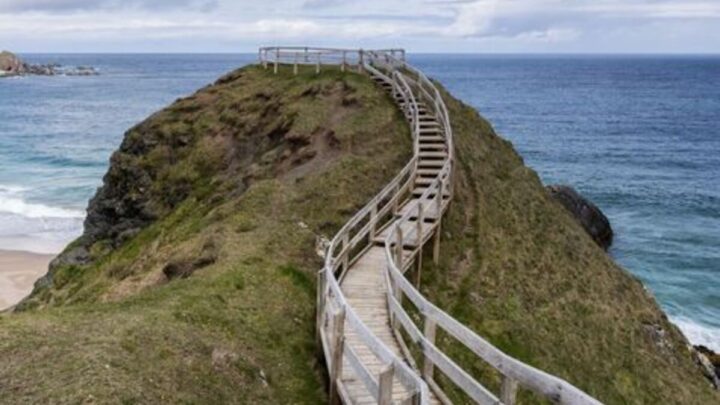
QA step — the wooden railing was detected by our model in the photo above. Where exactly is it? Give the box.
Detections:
[258,47,405,74]
[260,47,601,405]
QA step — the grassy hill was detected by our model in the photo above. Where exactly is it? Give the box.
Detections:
[1,64,716,404]
[1,65,411,404]
[414,85,719,404]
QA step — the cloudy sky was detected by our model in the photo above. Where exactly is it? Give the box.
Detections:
[1,0,719,53]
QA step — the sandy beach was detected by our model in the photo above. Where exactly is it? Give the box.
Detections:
[0,250,53,310]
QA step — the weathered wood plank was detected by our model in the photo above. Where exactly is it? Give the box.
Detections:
[423,342,500,404]
[344,343,380,399]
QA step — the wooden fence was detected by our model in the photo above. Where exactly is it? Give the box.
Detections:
[261,46,601,405]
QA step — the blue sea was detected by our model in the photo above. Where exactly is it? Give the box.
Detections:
[0,54,717,350]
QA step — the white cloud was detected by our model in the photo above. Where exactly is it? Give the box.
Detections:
[0,0,219,12]
[0,0,718,52]
[444,0,499,37]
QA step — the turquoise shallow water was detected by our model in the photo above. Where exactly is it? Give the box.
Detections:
[0,54,717,350]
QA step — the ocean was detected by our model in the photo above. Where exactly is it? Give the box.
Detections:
[0,53,717,350]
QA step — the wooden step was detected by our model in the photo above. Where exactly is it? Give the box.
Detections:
[419,151,448,159]
[412,185,451,198]
[419,143,446,151]
[415,177,436,186]
[418,142,446,150]
[418,159,445,168]
[397,198,443,221]
[417,168,441,176]
[418,134,445,142]
[418,127,441,134]
[373,218,433,248]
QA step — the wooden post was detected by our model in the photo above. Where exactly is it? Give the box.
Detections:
[304,47,309,63]
[369,205,378,241]
[342,233,350,272]
[433,179,444,264]
[273,49,279,74]
[316,52,321,74]
[501,376,519,405]
[293,52,298,75]
[378,363,395,405]
[395,227,404,270]
[435,179,443,218]
[329,308,346,405]
[316,269,326,345]
[392,184,400,215]
[422,317,437,380]
[342,51,347,72]
[408,391,422,405]
[416,202,424,287]
[358,49,364,73]
[450,164,455,198]
[433,218,441,265]
[389,265,401,331]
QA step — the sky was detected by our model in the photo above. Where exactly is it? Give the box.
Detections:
[1,0,719,53]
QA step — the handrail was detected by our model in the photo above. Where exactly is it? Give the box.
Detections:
[375,51,600,404]
[260,46,601,405]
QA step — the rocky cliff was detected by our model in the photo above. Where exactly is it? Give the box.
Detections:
[547,184,614,249]
[0,50,97,77]
[0,51,24,74]
[1,64,717,404]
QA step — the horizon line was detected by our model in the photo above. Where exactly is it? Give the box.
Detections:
[13,51,720,56]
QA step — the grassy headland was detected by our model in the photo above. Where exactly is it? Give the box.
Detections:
[1,65,411,403]
[0,64,715,404]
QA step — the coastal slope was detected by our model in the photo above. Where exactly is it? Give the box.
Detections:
[0,64,716,404]
[1,65,411,403]
[417,85,719,403]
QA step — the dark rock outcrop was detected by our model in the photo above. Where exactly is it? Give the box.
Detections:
[0,50,98,77]
[695,345,720,388]
[547,185,613,250]
[0,50,24,74]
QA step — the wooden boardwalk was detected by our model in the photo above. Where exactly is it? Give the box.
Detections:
[340,247,439,404]
[260,47,601,405]
[329,69,447,404]
[335,74,449,404]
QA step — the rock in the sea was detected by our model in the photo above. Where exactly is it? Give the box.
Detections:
[547,185,613,250]
[0,50,98,77]
[0,50,26,75]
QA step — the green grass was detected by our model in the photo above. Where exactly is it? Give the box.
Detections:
[0,64,410,404]
[1,63,715,404]
[409,85,719,404]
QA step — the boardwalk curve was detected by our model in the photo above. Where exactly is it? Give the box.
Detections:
[259,47,602,405]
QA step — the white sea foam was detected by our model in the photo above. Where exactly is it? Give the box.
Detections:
[0,185,85,253]
[0,185,83,219]
[0,185,26,193]
[0,195,84,219]
[672,316,720,352]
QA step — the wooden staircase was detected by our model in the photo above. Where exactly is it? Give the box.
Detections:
[259,47,602,405]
